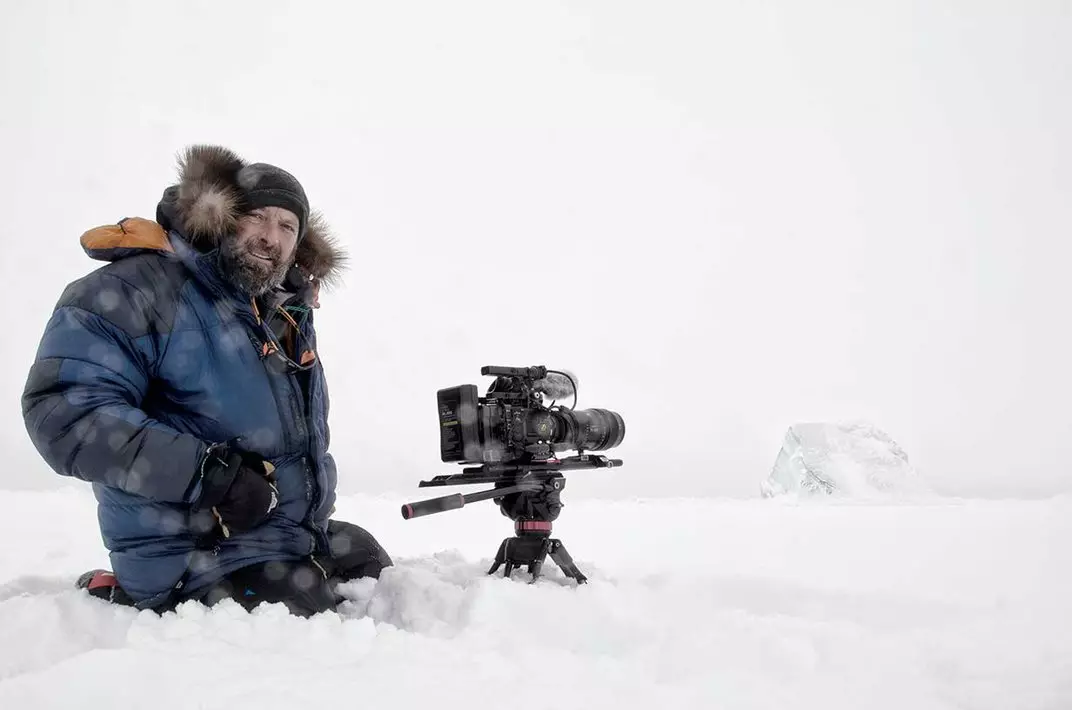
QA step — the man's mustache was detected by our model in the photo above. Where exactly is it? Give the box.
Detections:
[242,243,282,263]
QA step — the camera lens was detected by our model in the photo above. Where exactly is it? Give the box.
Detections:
[552,408,626,452]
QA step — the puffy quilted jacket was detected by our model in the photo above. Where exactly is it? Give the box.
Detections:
[21,160,342,608]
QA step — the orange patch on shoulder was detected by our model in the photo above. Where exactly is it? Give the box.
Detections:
[80,217,174,253]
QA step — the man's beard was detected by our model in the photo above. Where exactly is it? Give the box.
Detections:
[218,237,292,297]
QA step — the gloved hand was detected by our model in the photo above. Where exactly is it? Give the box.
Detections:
[495,475,564,522]
[193,444,279,536]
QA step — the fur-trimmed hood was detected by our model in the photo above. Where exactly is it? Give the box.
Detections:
[156,145,346,284]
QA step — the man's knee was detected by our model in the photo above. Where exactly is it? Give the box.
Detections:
[325,520,392,581]
[194,560,337,617]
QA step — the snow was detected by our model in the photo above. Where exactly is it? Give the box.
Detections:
[1,487,1069,709]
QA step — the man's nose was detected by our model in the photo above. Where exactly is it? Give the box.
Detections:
[253,226,282,249]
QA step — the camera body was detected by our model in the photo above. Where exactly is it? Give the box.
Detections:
[437,366,624,466]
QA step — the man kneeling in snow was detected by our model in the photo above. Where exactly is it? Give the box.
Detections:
[21,145,392,616]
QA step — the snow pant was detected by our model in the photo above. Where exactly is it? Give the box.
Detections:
[80,520,391,617]
[182,520,393,617]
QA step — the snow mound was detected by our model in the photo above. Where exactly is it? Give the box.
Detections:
[762,421,930,499]
[335,551,496,637]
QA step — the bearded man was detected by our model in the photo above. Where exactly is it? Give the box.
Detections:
[21,145,391,616]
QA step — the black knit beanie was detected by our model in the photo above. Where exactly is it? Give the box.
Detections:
[235,163,310,242]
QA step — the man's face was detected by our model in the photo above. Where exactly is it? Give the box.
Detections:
[219,206,300,296]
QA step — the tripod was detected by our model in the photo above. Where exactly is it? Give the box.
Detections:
[401,454,622,584]
[488,518,587,583]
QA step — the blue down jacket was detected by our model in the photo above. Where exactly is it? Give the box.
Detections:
[21,147,346,608]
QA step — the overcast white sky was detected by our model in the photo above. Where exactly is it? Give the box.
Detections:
[1,1,1069,499]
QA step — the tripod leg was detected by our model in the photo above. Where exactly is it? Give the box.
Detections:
[548,540,588,584]
[487,539,509,576]
[528,538,554,583]
[503,537,527,578]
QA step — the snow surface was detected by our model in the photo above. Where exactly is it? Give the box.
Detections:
[1,488,1069,709]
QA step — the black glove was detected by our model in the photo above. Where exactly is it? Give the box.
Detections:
[194,444,279,535]
[495,476,564,522]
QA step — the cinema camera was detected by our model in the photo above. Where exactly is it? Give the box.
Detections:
[401,366,625,584]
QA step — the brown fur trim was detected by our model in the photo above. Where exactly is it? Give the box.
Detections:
[168,144,346,283]
[296,211,347,287]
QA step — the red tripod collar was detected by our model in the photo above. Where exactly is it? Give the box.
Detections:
[515,520,553,534]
